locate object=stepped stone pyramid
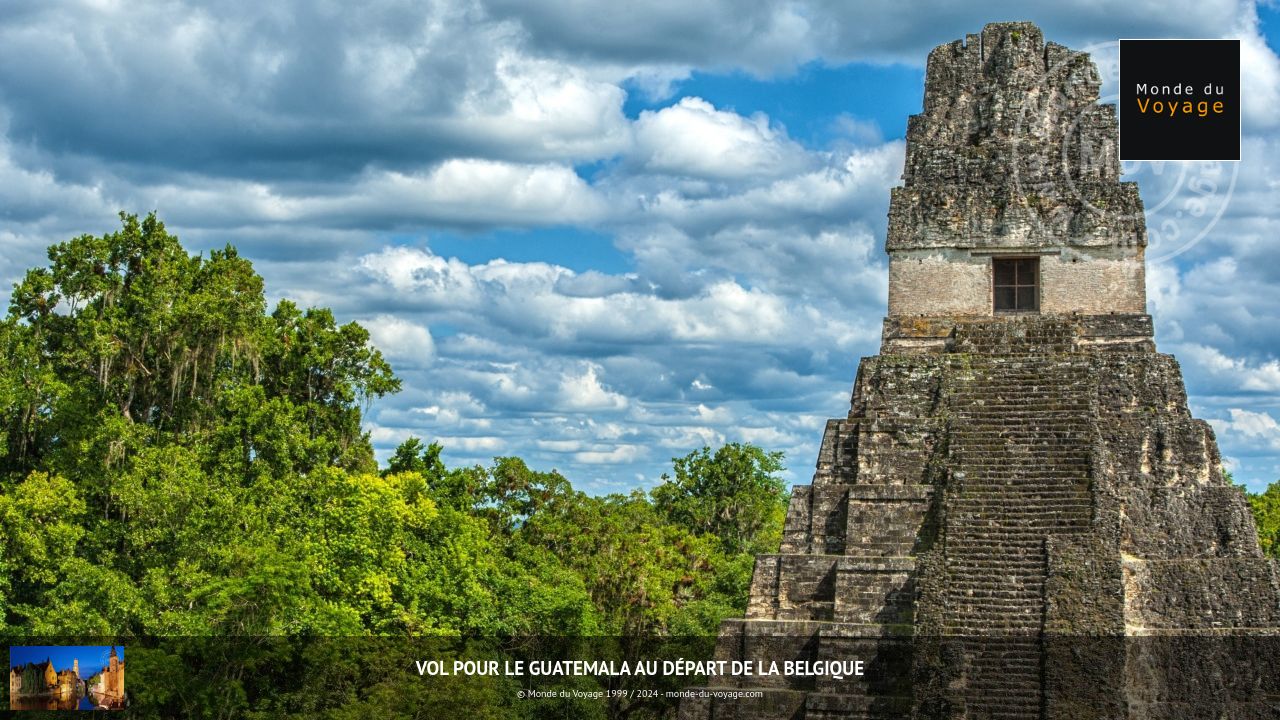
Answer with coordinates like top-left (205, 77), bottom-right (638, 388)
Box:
top-left (681, 22), bottom-right (1280, 720)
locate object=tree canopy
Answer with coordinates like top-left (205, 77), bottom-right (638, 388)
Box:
top-left (1240, 476), bottom-right (1280, 560)
top-left (0, 214), bottom-right (790, 718)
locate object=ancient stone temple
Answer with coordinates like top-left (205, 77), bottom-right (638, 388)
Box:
top-left (681, 21), bottom-right (1280, 720)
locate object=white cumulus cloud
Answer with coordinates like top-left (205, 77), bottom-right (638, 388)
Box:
top-left (362, 315), bottom-right (435, 365)
top-left (632, 97), bottom-right (810, 179)
top-left (558, 364), bottom-right (629, 411)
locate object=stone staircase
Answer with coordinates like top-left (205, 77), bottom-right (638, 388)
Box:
top-left (681, 318), bottom-right (1105, 720)
top-left (939, 321), bottom-right (1095, 719)
top-left (683, 440), bottom-right (935, 719)
top-left (683, 313), bottom-right (1280, 719)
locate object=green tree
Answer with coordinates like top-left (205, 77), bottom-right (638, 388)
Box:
top-left (2, 212), bottom-right (398, 484)
top-left (651, 443), bottom-right (787, 555)
top-left (7, 213), bottom-right (265, 439)
top-left (260, 301), bottom-right (400, 473)
top-left (385, 437), bottom-right (445, 479)
top-left (0, 214), bottom-right (401, 636)
top-left (0, 471), bottom-right (86, 621)
top-left (1241, 478), bottom-right (1280, 560)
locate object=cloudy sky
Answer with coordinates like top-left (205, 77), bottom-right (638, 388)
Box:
top-left (1, 1), bottom-right (1279, 492)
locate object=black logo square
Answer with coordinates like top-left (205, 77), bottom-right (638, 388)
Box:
top-left (1119, 39), bottom-right (1240, 161)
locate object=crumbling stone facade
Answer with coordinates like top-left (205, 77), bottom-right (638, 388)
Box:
top-left (681, 22), bottom-right (1280, 720)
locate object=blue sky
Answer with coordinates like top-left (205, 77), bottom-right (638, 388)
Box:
top-left (1, 1), bottom-right (1279, 491)
top-left (9, 645), bottom-right (121, 677)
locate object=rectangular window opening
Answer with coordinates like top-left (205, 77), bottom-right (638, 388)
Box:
top-left (993, 257), bottom-right (1039, 313)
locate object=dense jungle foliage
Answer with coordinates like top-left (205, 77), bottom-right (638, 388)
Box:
top-left (0, 214), bottom-right (787, 718)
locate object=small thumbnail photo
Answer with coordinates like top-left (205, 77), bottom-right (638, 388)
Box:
top-left (9, 645), bottom-right (126, 711)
